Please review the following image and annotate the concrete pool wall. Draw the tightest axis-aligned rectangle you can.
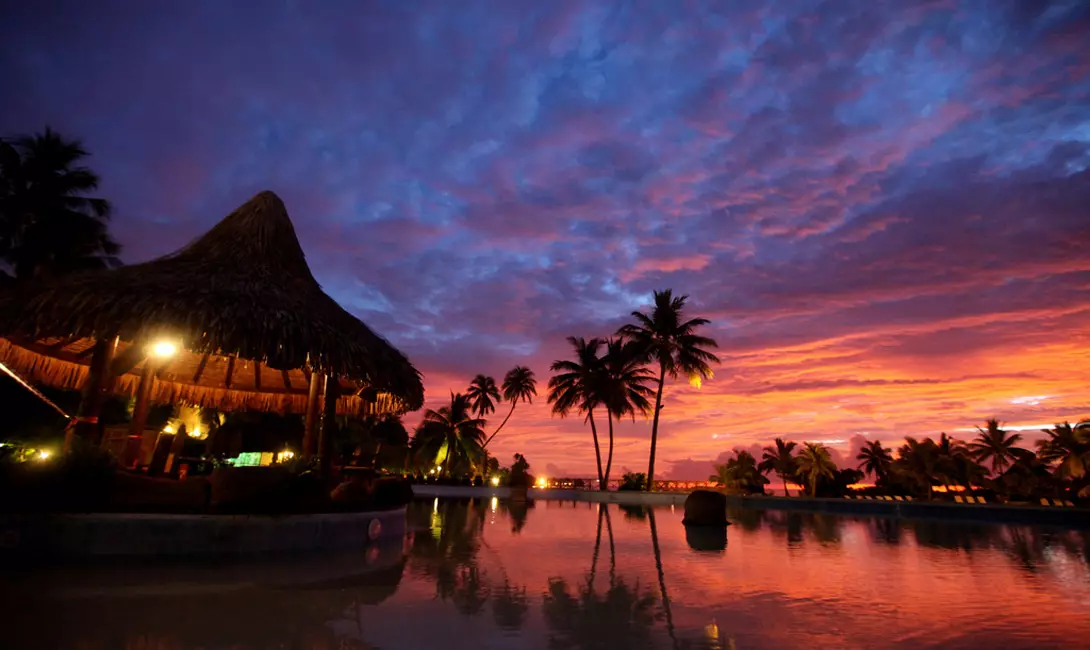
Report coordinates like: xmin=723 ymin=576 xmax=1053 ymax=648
xmin=411 ymin=485 xmax=1090 ymax=528
xmin=0 ymin=507 xmax=407 ymax=558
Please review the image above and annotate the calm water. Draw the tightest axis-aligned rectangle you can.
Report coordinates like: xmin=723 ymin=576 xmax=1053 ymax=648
xmin=8 ymin=498 xmax=1090 ymax=649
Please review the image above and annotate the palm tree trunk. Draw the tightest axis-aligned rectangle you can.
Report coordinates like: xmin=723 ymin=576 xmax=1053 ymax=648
xmin=588 ymin=408 xmax=605 ymax=490
xmin=483 ymin=402 xmax=517 ymax=449
xmin=646 ymin=362 xmax=668 ymax=491
xmin=604 ymin=415 xmax=616 ymax=487
xmin=603 ymin=504 xmax=616 ymax=584
xmin=648 ymin=510 xmax=679 ymax=650
xmin=782 ymin=476 xmax=789 ymax=497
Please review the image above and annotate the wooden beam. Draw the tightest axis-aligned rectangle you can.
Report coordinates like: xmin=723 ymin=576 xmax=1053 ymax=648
xmin=301 ymin=365 xmax=312 ymax=383
xmin=109 ymin=344 xmax=148 ymax=377
xmin=192 ymin=351 xmax=211 ymax=383
xmin=47 ymin=336 xmax=82 ymax=351
xmin=281 ymin=370 xmax=292 ymax=391
xmin=69 ymin=336 xmax=118 ymax=451
xmin=302 ymin=373 xmax=322 ymax=458
xmin=224 ymin=356 xmax=235 ymax=389
xmin=318 ymin=373 xmax=339 ymax=476
xmin=253 ymin=360 xmax=262 ymax=391
xmin=126 ymin=359 xmax=157 ymax=467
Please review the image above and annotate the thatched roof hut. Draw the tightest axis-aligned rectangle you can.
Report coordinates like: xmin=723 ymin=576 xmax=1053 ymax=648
xmin=0 ymin=191 xmax=423 ymax=418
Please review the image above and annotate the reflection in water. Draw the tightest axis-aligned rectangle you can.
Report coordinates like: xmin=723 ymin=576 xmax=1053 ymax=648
xmin=7 ymin=499 xmax=1090 ymax=649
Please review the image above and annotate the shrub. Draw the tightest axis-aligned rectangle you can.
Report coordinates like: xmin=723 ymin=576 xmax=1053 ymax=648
xmin=619 ymin=472 xmax=646 ymax=491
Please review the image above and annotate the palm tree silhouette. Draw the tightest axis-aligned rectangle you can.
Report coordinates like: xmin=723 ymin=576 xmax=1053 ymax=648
xmin=412 ymin=392 xmax=486 ymax=477
xmin=795 ymin=443 xmax=836 ymax=497
xmin=0 ymin=127 xmax=121 ymax=281
xmin=894 ymin=437 xmax=942 ymax=500
xmin=856 ymin=439 xmax=893 ymax=485
xmin=617 ymin=289 xmax=719 ymax=490
xmin=1036 ymin=420 xmax=1090 ymax=484
xmin=760 ymin=438 xmax=798 ymax=496
xmin=548 ymin=337 xmax=608 ymax=488
xmin=466 ymin=374 xmax=500 ymax=418
xmin=483 ymin=366 xmax=538 ymax=448
xmin=710 ymin=450 xmax=768 ymax=493
xmin=598 ymin=338 xmax=655 ymax=486
xmin=969 ymin=419 xmax=1023 ymax=476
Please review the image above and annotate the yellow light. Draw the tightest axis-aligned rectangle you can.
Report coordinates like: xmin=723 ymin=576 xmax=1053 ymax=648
xmin=280 ymin=450 xmax=294 ymax=461
xmin=37 ymin=450 xmax=51 ymax=461
xmin=163 ymin=424 xmax=175 ymax=434
xmin=536 ymin=476 xmax=548 ymax=488
xmin=435 ymin=465 xmax=442 ymax=472
xmin=188 ymin=427 xmax=201 ymax=438
xmin=150 ymin=341 xmax=177 ymax=358
xmin=490 ymin=476 xmax=500 ymax=487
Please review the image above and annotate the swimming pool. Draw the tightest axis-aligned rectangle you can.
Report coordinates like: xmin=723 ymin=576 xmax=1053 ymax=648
xmin=9 ymin=497 xmax=1090 ymax=649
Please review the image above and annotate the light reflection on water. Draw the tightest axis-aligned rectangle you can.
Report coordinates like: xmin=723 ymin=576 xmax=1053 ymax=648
xmin=6 ymin=499 xmax=1090 ymax=649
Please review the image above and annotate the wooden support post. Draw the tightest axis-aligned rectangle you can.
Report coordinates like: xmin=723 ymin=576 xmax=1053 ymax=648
xmin=318 ymin=374 xmax=339 ymax=476
xmin=302 ymin=372 xmax=323 ymax=458
xmin=124 ymin=360 xmax=157 ymax=467
xmin=69 ymin=336 xmax=118 ymax=452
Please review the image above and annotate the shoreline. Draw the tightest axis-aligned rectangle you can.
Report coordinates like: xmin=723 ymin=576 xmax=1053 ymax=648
xmin=410 ymin=485 xmax=1090 ymax=529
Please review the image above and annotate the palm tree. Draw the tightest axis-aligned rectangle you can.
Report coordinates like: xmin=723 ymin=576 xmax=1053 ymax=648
xmin=760 ymin=438 xmax=798 ymax=496
xmin=710 ymin=449 xmax=769 ymax=494
xmin=483 ymin=366 xmax=537 ymax=448
xmin=413 ymin=392 xmax=487 ymax=477
xmin=0 ymin=127 xmax=120 ymax=280
xmin=466 ymin=374 xmax=500 ymax=418
xmin=795 ymin=442 xmax=836 ymax=497
xmin=617 ymin=289 xmax=719 ymax=490
xmin=893 ymin=437 xmax=942 ymax=500
xmin=598 ymin=338 xmax=655 ymax=486
xmin=969 ymin=419 xmax=1023 ymax=476
xmin=855 ymin=440 xmax=893 ymax=485
xmin=1036 ymin=420 xmax=1090 ymax=482
xmin=548 ymin=337 xmax=607 ymax=488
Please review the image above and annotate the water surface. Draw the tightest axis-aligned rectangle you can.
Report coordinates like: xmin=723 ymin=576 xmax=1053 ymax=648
xmin=9 ymin=498 xmax=1090 ymax=649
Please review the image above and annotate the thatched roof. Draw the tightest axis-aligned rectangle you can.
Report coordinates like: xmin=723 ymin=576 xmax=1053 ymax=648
xmin=0 ymin=191 xmax=424 ymax=415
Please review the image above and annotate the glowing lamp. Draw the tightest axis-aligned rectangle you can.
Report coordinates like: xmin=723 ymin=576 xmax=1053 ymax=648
xmin=536 ymin=477 xmax=548 ymax=488
xmin=38 ymin=450 xmax=51 ymax=461
xmin=280 ymin=450 xmax=295 ymax=461
xmin=150 ymin=341 xmax=177 ymax=358
xmin=163 ymin=424 xmax=175 ymax=434
xmin=490 ymin=476 xmax=500 ymax=487
xmin=188 ymin=427 xmax=202 ymax=438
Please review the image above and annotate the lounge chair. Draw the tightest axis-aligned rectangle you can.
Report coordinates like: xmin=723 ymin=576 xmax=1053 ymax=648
xmin=1040 ymin=498 xmax=1051 ymax=506
xmin=894 ymin=496 xmax=904 ymax=501
xmin=975 ymin=496 xmax=987 ymax=504
xmin=954 ymin=495 xmax=964 ymax=503
xmin=904 ymin=496 xmax=914 ymax=501
xmin=1063 ymin=500 xmax=1075 ymax=507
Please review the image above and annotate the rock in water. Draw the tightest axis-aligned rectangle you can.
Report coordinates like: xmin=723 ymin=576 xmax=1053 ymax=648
xmin=683 ymin=489 xmax=729 ymax=526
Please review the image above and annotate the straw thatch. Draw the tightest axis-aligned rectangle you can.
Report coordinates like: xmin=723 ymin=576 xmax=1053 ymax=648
xmin=0 ymin=191 xmax=423 ymax=415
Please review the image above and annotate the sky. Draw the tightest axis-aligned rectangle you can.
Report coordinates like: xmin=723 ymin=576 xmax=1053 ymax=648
xmin=2 ymin=1 xmax=1088 ymax=479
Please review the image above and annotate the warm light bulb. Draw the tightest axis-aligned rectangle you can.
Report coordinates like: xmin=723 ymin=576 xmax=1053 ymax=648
xmin=188 ymin=427 xmax=201 ymax=438
xmin=38 ymin=450 xmax=51 ymax=461
xmin=490 ymin=476 xmax=500 ymax=487
xmin=150 ymin=341 xmax=177 ymax=358
xmin=536 ymin=477 xmax=548 ymax=488
xmin=163 ymin=424 xmax=175 ymax=434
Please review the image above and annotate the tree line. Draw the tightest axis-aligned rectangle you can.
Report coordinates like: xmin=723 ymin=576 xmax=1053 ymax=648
xmin=710 ymin=419 xmax=1090 ymax=501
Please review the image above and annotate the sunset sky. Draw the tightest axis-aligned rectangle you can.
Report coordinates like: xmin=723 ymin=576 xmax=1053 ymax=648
xmin=2 ymin=1 xmax=1088 ymax=478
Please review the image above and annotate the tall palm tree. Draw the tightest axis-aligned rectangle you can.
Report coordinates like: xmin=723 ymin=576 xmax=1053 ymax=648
xmin=1036 ymin=420 xmax=1090 ymax=482
xmin=0 ymin=127 xmax=120 ymax=280
xmin=760 ymin=438 xmax=798 ymax=496
xmin=617 ymin=289 xmax=719 ymax=490
xmin=413 ymin=392 xmax=486 ymax=477
xmin=598 ymin=338 xmax=655 ymax=486
xmin=968 ymin=419 xmax=1023 ymax=476
xmin=855 ymin=440 xmax=894 ymax=485
xmin=795 ymin=442 xmax=836 ymax=497
xmin=483 ymin=366 xmax=537 ymax=448
xmin=466 ymin=374 xmax=500 ymax=418
xmin=548 ymin=337 xmax=607 ymax=488
xmin=710 ymin=449 xmax=769 ymax=494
